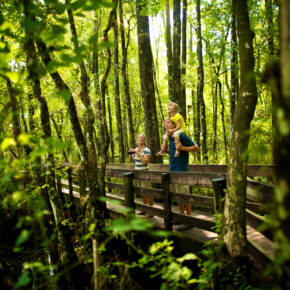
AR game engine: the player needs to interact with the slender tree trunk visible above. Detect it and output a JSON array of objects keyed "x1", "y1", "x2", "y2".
[
  {"x1": 189, "y1": 22, "x2": 201, "y2": 161},
  {"x1": 213, "y1": 82, "x2": 218, "y2": 159},
  {"x1": 136, "y1": 1, "x2": 161, "y2": 163},
  {"x1": 107, "y1": 98, "x2": 115, "y2": 161},
  {"x1": 230, "y1": 0, "x2": 239, "y2": 134},
  {"x1": 19, "y1": 96, "x2": 28, "y2": 134},
  {"x1": 66, "y1": 6, "x2": 101, "y2": 223},
  {"x1": 265, "y1": 0, "x2": 276, "y2": 163},
  {"x1": 165, "y1": 0, "x2": 173, "y2": 99},
  {"x1": 119, "y1": 0, "x2": 135, "y2": 149},
  {"x1": 99, "y1": 6, "x2": 116, "y2": 193},
  {"x1": 219, "y1": 79, "x2": 228, "y2": 163},
  {"x1": 6, "y1": 79, "x2": 22, "y2": 158},
  {"x1": 196, "y1": 0, "x2": 207, "y2": 162},
  {"x1": 222, "y1": 0, "x2": 258, "y2": 258},
  {"x1": 181, "y1": 0, "x2": 187, "y2": 119},
  {"x1": 272, "y1": 1, "x2": 290, "y2": 287},
  {"x1": 113, "y1": 0, "x2": 125, "y2": 163},
  {"x1": 92, "y1": 11, "x2": 103, "y2": 155},
  {"x1": 172, "y1": 0, "x2": 181, "y2": 105}
]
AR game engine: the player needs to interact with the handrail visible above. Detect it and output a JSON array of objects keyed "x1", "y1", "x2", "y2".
[{"x1": 58, "y1": 162, "x2": 275, "y2": 267}]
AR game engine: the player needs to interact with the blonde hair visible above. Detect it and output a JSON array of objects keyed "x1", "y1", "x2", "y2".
[
  {"x1": 136, "y1": 133, "x2": 146, "y2": 145},
  {"x1": 164, "y1": 118, "x2": 175, "y2": 126},
  {"x1": 169, "y1": 102, "x2": 180, "y2": 114}
]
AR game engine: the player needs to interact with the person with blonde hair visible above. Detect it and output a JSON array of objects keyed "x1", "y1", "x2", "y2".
[
  {"x1": 156, "y1": 102, "x2": 187, "y2": 157},
  {"x1": 128, "y1": 133, "x2": 154, "y2": 218}
]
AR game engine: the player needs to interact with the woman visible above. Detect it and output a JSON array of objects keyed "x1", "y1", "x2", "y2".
[{"x1": 128, "y1": 133, "x2": 154, "y2": 218}]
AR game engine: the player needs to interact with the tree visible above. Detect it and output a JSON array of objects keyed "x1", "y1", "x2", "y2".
[
  {"x1": 119, "y1": 0, "x2": 135, "y2": 149},
  {"x1": 172, "y1": 0, "x2": 182, "y2": 108},
  {"x1": 165, "y1": 0, "x2": 173, "y2": 99},
  {"x1": 113, "y1": 0, "x2": 126, "y2": 163},
  {"x1": 196, "y1": 0, "x2": 208, "y2": 162},
  {"x1": 181, "y1": 0, "x2": 187, "y2": 119},
  {"x1": 136, "y1": 0, "x2": 161, "y2": 162},
  {"x1": 230, "y1": 0, "x2": 239, "y2": 134},
  {"x1": 272, "y1": 0, "x2": 290, "y2": 287},
  {"x1": 222, "y1": 0, "x2": 258, "y2": 258}
]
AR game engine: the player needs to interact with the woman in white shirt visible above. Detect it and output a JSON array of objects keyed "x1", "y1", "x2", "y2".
[{"x1": 128, "y1": 133, "x2": 153, "y2": 218}]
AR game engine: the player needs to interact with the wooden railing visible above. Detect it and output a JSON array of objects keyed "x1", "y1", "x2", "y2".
[{"x1": 59, "y1": 163, "x2": 275, "y2": 267}]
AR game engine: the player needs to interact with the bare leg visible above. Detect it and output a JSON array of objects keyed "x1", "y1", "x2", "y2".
[
  {"x1": 143, "y1": 195, "x2": 154, "y2": 218},
  {"x1": 178, "y1": 202, "x2": 185, "y2": 214},
  {"x1": 185, "y1": 204, "x2": 192, "y2": 216},
  {"x1": 174, "y1": 138, "x2": 181, "y2": 157},
  {"x1": 156, "y1": 139, "x2": 168, "y2": 155}
]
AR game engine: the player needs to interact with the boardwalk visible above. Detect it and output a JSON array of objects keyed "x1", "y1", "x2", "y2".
[{"x1": 60, "y1": 163, "x2": 275, "y2": 272}]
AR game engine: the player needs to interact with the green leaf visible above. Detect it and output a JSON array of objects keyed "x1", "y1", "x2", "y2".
[
  {"x1": 1, "y1": 137, "x2": 16, "y2": 151},
  {"x1": 15, "y1": 271, "x2": 31, "y2": 288},
  {"x1": 15, "y1": 229, "x2": 31, "y2": 248},
  {"x1": 177, "y1": 253, "x2": 199, "y2": 263},
  {"x1": 18, "y1": 134, "x2": 32, "y2": 145}
]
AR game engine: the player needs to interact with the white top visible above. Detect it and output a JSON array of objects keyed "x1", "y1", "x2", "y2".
[{"x1": 133, "y1": 147, "x2": 151, "y2": 170}]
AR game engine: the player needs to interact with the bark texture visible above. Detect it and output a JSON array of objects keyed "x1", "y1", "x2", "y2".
[
  {"x1": 119, "y1": 0, "x2": 135, "y2": 149},
  {"x1": 113, "y1": 0, "x2": 125, "y2": 162},
  {"x1": 172, "y1": 0, "x2": 181, "y2": 105},
  {"x1": 136, "y1": 1, "x2": 161, "y2": 162},
  {"x1": 165, "y1": 0, "x2": 173, "y2": 99},
  {"x1": 196, "y1": 0, "x2": 208, "y2": 162},
  {"x1": 230, "y1": 0, "x2": 239, "y2": 134},
  {"x1": 180, "y1": 0, "x2": 187, "y2": 119},
  {"x1": 273, "y1": 0, "x2": 290, "y2": 286},
  {"x1": 223, "y1": 0, "x2": 258, "y2": 257}
]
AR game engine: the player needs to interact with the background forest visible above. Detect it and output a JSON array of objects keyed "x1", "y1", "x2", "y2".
[
  {"x1": 0, "y1": 0, "x2": 279, "y2": 166},
  {"x1": 1, "y1": 0, "x2": 290, "y2": 289}
]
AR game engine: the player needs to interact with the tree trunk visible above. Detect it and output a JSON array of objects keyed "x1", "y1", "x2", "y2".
[
  {"x1": 196, "y1": 0, "x2": 208, "y2": 162},
  {"x1": 165, "y1": 0, "x2": 173, "y2": 99},
  {"x1": 189, "y1": 23, "x2": 201, "y2": 161},
  {"x1": 230, "y1": 0, "x2": 239, "y2": 134},
  {"x1": 273, "y1": 0, "x2": 290, "y2": 286},
  {"x1": 265, "y1": 0, "x2": 276, "y2": 163},
  {"x1": 107, "y1": 98, "x2": 115, "y2": 161},
  {"x1": 172, "y1": 0, "x2": 181, "y2": 105},
  {"x1": 119, "y1": 0, "x2": 135, "y2": 149},
  {"x1": 136, "y1": 1, "x2": 161, "y2": 163},
  {"x1": 113, "y1": 0, "x2": 125, "y2": 163},
  {"x1": 219, "y1": 79, "x2": 228, "y2": 163},
  {"x1": 119, "y1": 0, "x2": 136, "y2": 148},
  {"x1": 99, "y1": 6, "x2": 116, "y2": 193},
  {"x1": 92, "y1": 11, "x2": 103, "y2": 155},
  {"x1": 222, "y1": 0, "x2": 258, "y2": 257},
  {"x1": 213, "y1": 82, "x2": 218, "y2": 159},
  {"x1": 181, "y1": 0, "x2": 187, "y2": 119}
]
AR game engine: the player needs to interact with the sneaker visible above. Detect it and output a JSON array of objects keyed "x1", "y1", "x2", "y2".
[
  {"x1": 137, "y1": 211, "x2": 146, "y2": 215},
  {"x1": 176, "y1": 224, "x2": 192, "y2": 232}
]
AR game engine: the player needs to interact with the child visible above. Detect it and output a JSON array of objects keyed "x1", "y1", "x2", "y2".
[{"x1": 156, "y1": 102, "x2": 187, "y2": 157}]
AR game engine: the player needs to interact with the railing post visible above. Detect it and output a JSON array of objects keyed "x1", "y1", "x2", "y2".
[
  {"x1": 123, "y1": 172, "x2": 135, "y2": 257},
  {"x1": 123, "y1": 172, "x2": 135, "y2": 214},
  {"x1": 212, "y1": 178, "x2": 227, "y2": 214},
  {"x1": 162, "y1": 173, "x2": 172, "y2": 230}
]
